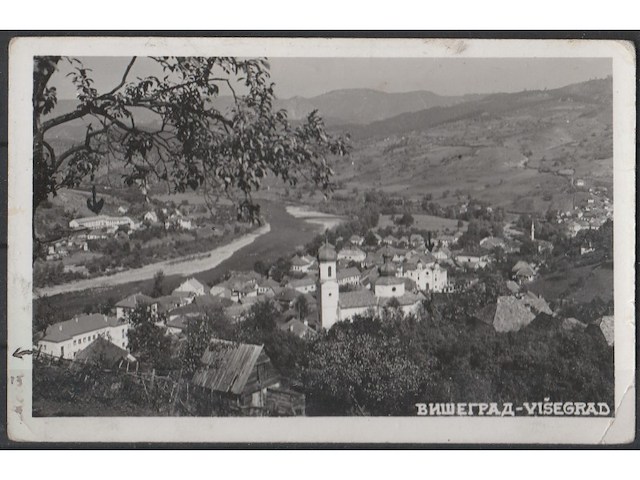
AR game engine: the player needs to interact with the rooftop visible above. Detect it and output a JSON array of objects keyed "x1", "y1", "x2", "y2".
[
  {"x1": 41, "y1": 314, "x2": 121, "y2": 343},
  {"x1": 339, "y1": 290, "x2": 377, "y2": 309},
  {"x1": 191, "y1": 339, "x2": 272, "y2": 395}
]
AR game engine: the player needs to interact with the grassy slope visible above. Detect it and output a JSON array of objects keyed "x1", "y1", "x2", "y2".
[{"x1": 331, "y1": 78, "x2": 612, "y2": 214}]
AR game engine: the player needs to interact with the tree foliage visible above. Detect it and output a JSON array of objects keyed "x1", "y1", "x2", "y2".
[{"x1": 33, "y1": 56, "x2": 350, "y2": 254}]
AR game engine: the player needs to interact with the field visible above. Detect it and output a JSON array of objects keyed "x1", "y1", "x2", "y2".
[
  {"x1": 377, "y1": 214, "x2": 466, "y2": 232},
  {"x1": 527, "y1": 262, "x2": 613, "y2": 303}
]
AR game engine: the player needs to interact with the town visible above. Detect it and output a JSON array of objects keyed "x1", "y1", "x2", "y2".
[{"x1": 33, "y1": 177, "x2": 614, "y2": 417}]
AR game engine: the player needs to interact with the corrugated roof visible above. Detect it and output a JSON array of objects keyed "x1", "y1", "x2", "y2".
[
  {"x1": 41, "y1": 314, "x2": 121, "y2": 343},
  {"x1": 339, "y1": 290, "x2": 377, "y2": 309},
  {"x1": 191, "y1": 339, "x2": 264, "y2": 395}
]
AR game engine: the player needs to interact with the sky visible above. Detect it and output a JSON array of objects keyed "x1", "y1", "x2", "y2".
[{"x1": 50, "y1": 56, "x2": 612, "y2": 100}]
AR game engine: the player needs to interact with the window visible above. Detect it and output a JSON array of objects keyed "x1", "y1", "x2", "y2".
[
  {"x1": 328, "y1": 266, "x2": 332, "y2": 277},
  {"x1": 73, "y1": 340, "x2": 76, "y2": 345},
  {"x1": 392, "y1": 287, "x2": 396, "y2": 292}
]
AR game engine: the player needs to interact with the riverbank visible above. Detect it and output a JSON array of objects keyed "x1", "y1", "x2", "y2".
[
  {"x1": 35, "y1": 223, "x2": 271, "y2": 298},
  {"x1": 285, "y1": 205, "x2": 345, "y2": 230}
]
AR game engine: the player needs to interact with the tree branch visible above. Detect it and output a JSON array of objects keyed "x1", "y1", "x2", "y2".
[{"x1": 103, "y1": 56, "x2": 137, "y2": 97}]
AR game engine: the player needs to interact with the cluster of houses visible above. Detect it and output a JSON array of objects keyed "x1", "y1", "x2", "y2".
[{"x1": 557, "y1": 184, "x2": 613, "y2": 238}]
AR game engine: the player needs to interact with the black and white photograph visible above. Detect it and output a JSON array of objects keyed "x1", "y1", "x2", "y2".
[{"x1": 6, "y1": 36, "x2": 636, "y2": 444}]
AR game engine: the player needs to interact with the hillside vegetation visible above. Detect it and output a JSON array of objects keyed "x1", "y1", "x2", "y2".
[{"x1": 331, "y1": 78, "x2": 612, "y2": 214}]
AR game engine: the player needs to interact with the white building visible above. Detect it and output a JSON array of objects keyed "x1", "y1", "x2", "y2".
[
  {"x1": 337, "y1": 267, "x2": 361, "y2": 287},
  {"x1": 337, "y1": 247, "x2": 366, "y2": 264},
  {"x1": 287, "y1": 277, "x2": 317, "y2": 294},
  {"x1": 401, "y1": 260, "x2": 448, "y2": 292},
  {"x1": 69, "y1": 215, "x2": 135, "y2": 230},
  {"x1": 291, "y1": 254, "x2": 314, "y2": 273},
  {"x1": 38, "y1": 314, "x2": 130, "y2": 360},
  {"x1": 173, "y1": 277, "x2": 207, "y2": 297},
  {"x1": 115, "y1": 292, "x2": 158, "y2": 320}
]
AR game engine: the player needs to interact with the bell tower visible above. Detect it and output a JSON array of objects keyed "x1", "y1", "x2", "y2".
[{"x1": 317, "y1": 242, "x2": 339, "y2": 330}]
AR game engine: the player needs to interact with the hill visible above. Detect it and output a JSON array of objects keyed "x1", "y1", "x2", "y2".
[{"x1": 329, "y1": 77, "x2": 613, "y2": 214}]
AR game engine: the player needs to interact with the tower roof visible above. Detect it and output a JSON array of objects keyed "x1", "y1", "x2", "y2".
[{"x1": 318, "y1": 242, "x2": 337, "y2": 262}]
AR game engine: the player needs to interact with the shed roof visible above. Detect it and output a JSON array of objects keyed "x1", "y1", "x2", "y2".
[
  {"x1": 72, "y1": 337, "x2": 134, "y2": 369},
  {"x1": 191, "y1": 339, "x2": 266, "y2": 395}
]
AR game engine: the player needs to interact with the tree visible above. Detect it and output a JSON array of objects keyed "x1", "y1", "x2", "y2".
[
  {"x1": 126, "y1": 306, "x2": 173, "y2": 371},
  {"x1": 180, "y1": 307, "x2": 229, "y2": 376},
  {"x1": 151, "y1": 270, "x2": 166, "y2": 297},
  {"x1": 395, "y1": 212, "x2": 414, "y2": 227},
  {"x1": 32, "y1": 56, "x2": 349, "y2": 257},
  {"x1": 293, "y1": 294, "x2": 309, "y2": 320}
]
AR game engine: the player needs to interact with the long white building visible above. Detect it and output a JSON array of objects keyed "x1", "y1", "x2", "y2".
[
  {"x1": 38, "y1": 313, "x2": 130, "y2": 360},
  {"x1": 69, "y1": 215, "x2": 135, "y2": 230}
]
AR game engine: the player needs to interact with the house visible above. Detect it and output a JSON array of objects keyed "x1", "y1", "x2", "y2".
[
  {"x1": 143, "y1": 211, "x2": 159, "y2": 223},
  {"x1": 117, "y1": 206, "x2": 129, "y2": 215},
  {"x1": 337, "y1": 247, "x2": 366, "y2": 264},
  {"x1": 454, "y1": 251, "x2": 490, "y2": 269},
  {"x1": 278, "y1": 318, "x2": 317, "y2": 338},
  {"x1": 575, "y1": 178, "x2": 585, "y2": 187},
  {"x1": 432, "y1": 245, "x2": 451, "y2": 261},
  {"x1": 580, "y1": 242, "x2": 595, "y2": 255},
  {"x1": 69, "y1": 215, "x2": 135, "y2": 231},
  {"x1": 337, "y1": 267, "x2": 361, "y2": 287},
  {"x1": 71, "y1": 336, "x2": 136, "y2": 371},
  {"x1": 257, "y1": 278, "x2": 280, "y2": 296},
  {"x1": 287, "y1": 276, "x2": 317, "y2": 294},
  {"x1": 290, "y1": 254, "x2": 314, "y2": 273},
  {"x1": 115, "y1": 292, "x2": 158, "y2": 320},
  {"x1": 38, "y1": 314, "x2": 130, "y2": 360},
  {"x1": 479, "y1": 236, "x2": 506, "y2": 251},
  {"x1": 436, "y1": 232, "x2": 462, "y2": 247},
  {"x1": 512, "y1": 261, "x2": 536, "y2": 283},
  {"x1": 165, "y1": 315, "x2": 192, "y2": 335},
  {"x1": 383, "y1": 235, "x2": 398, "y2": 246},
  {"x1": 173, "y1": 277, "x2": 207, "y2": 297},
  {"x1": 154, "y1": 294, "x2": 190, "y2": 314},
  {"x1": 409, "y1": 234, "x2": 425, "y2": 248},
  {"x1": 349, "y1": 235, "x2": 365, "y2": 246},
  {"x1": 191, "y1": 339, "x2": 282, "y2": 412}
]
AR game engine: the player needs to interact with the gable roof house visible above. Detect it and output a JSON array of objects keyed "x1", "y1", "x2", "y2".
[
  {"x1": 71, "y1": 336, "x2": 136, "y2": 371},
  {"x1": 115, "y1": 292, "x2": 158, "y2": 320},
  {"x1": 191, "y1": 339, "x2": 282, "y2": 413},
  {"x1": 173, "y1": 277, "x2": 207, "y2": 297}
]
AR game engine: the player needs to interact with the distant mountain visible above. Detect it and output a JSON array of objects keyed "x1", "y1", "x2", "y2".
[
  {"x1": 343, "y1": 77, "x2": 613, "y2": 139},
  {"x1": 329, "y1": 77, "x2": 613, "y2": 214},
  {"x1": 50, "y1": 89, "x2": 482, "y2": 131},
  {"x1": 275, "y1": 89, "x2": 483, "y2": 125}
]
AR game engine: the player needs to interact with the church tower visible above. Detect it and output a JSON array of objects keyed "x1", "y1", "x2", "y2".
[{"x1": 317, "y1": 242, "x2": 339, "y2": 330}]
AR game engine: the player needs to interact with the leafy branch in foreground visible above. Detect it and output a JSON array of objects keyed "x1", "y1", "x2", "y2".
[{"x1": 33, "y1": 56, "x2": 350, "y2": 253}]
